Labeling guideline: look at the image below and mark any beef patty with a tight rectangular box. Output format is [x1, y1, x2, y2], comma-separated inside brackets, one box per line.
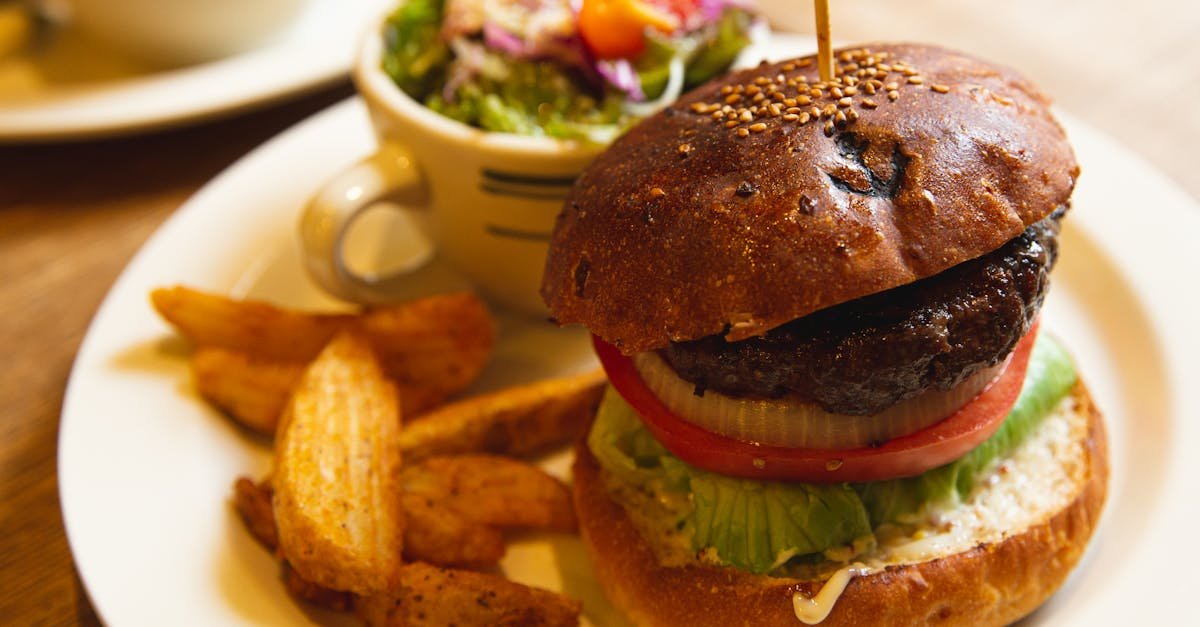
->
[661, 209, 1064, 415]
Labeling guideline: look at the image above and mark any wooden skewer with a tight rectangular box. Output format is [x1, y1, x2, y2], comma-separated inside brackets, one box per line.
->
[814, 0, 833, 82]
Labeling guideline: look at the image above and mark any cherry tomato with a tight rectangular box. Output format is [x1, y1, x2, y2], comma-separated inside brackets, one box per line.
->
[593, 323, 1038, 483]
[578, 0, 680, 59]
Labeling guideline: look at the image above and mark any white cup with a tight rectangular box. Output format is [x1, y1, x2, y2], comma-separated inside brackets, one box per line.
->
[300, 8, 602, 316]
[59, 0, 307, 65]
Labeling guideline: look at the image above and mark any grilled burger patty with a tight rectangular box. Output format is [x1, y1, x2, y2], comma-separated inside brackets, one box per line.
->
[661, 209, 1064, 415]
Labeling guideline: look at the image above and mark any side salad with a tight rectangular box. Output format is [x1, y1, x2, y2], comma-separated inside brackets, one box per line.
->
[382, 0, 759, 142]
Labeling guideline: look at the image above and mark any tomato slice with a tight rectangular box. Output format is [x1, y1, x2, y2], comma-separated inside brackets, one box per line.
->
[594, 323, 1038, 483]
[578, 0, 680, 59]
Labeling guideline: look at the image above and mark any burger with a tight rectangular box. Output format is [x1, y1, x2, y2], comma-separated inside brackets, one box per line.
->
[540, 44, 1107, 625]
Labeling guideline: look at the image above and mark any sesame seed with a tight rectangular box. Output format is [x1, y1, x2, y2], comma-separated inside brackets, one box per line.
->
[903, 67, 919, 76]
[809, 87, 822, 98]
[720, 85, 733, 95]
[711, 110, 723, 119]
[822, 104, 837, 117]
[845, 86, 858, 96]
[799, 112, 811, 124]
[776, 73, 786, 83]
[846, 108, 859, 122]
[810, 106, 822, 117]
[783, 113, 799, 121]
[678, 143, 692, 154]
[907, 76, 925, 85]
[861, 98, 878, 109]
[863, 83, 877, 95]
[650, 187, 666, 197]
[725, 120, 739, 128]
[931, 84, 950, 93]
[768, 104, 782, 116]
[885, 82, 899, 91]
[690, 102, 707, 113]
[754, 76, 770, 85]
[749, 122, 767, 132]
[786, 107, 802, 114]
[888, 90, 900, 101]
[797, 58, 813, 67]
[834, 110, 847, 125]
[784, 98, 797, 107]
[725, 94, 742, 104]
[740, 110, 753, 122]
[772, 92, 787, 102]
[782, 63, 796, 71]
[877, 63, 891, 73]
[823, 121, 835, 136]
[736, 127, 750, 137]
[831, 86, 844, 98]
[797, 95, 812, 106]
[752, 92, 766, 103]
[838, 97, 854, 107]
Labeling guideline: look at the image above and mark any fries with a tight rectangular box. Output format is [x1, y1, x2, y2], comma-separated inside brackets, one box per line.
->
[401, 493, 506, 568]
[403, 456, 576, 532]
[355, 562, 581, 627]
[356, 293, 496, 411]
[194, 349, 302, 435]
[151, 286, 351, 360]
[232, 477, 278, 551]
[399, 369, 606, 462]
[272, 332, 404, 595]
[165, 285, 594, 623]
[156, 287, 496, 433]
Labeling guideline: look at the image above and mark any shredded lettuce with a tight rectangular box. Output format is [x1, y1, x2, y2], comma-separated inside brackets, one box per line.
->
[381, 0, 757, 141]
[588, 334, 1079, 574]
[381, 0, 450, 100]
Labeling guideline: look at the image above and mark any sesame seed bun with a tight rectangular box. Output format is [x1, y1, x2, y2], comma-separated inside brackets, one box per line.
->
[572, 381, 1107, 627]
[541, 43, 1079, 354]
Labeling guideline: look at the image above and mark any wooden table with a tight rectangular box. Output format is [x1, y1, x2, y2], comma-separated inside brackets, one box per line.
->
[1, 1, 1195, 624]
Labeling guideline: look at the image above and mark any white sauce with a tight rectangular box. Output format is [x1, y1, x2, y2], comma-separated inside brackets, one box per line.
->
[791, 563, 870, 624]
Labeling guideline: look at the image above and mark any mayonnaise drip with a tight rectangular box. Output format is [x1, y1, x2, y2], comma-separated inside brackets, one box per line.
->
[791, 563, 870, 624]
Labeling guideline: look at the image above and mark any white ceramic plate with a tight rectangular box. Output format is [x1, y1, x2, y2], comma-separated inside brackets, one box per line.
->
[59, 36, 1200, 626]
[0, 0, 386, 142]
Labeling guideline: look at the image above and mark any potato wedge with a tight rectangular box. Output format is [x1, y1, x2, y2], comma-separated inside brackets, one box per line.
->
[273, 331, 404, 595]
[401, 493, 506, 568]
[399, 369, 606, 463]
[232, 477, 278, 551]
[196, 350, 304, 435]
[403, 456, 576, 532]
[354, 292, 496, 411]
[151, 286, 350, 360]
[193, 346, 447, 436]
[282, 561, 353, 611]
[355, 562, 581, 627]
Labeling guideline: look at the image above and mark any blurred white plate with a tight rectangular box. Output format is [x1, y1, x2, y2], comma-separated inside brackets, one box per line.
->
[0, 0, 385, 142]
[59, 36, 1200, 625]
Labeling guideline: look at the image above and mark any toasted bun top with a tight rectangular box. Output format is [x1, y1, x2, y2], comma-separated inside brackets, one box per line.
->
[541, 43, 1078, 353]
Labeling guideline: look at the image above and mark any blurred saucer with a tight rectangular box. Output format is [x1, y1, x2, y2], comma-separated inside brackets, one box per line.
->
[0, 0, 387, 142]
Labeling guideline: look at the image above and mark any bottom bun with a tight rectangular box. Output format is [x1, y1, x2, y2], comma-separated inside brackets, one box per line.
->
[573, 381, 1108, 627]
